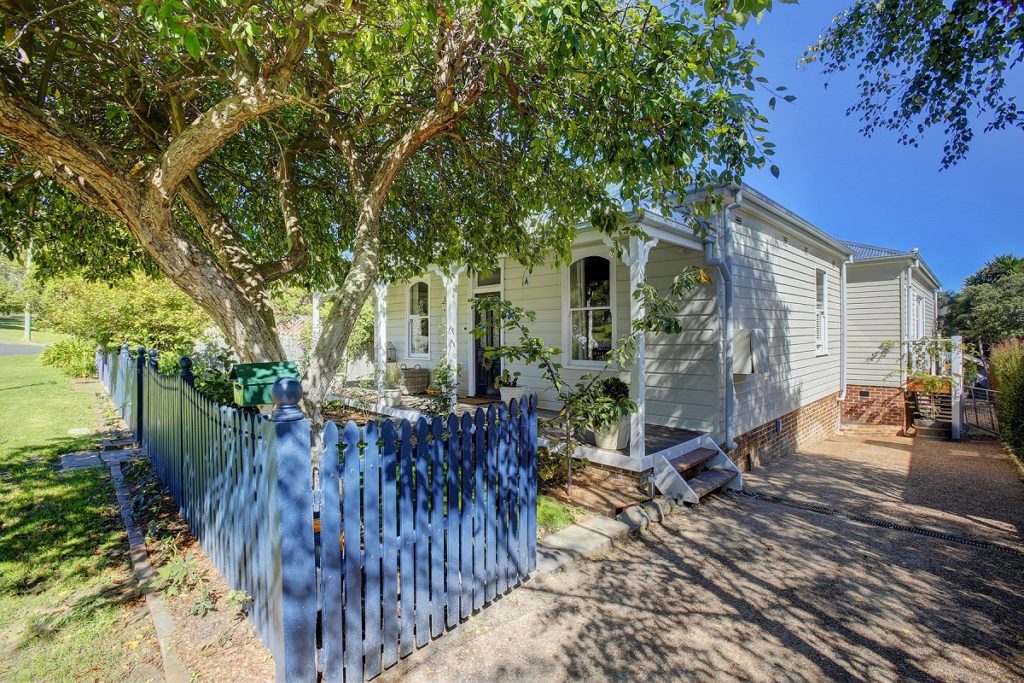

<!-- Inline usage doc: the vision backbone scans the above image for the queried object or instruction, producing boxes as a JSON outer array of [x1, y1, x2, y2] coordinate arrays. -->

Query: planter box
[[906, 378, 951, 393], [499, 386, 528, 404]]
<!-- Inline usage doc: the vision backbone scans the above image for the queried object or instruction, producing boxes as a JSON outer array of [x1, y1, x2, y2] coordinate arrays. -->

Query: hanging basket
[[401, 365, 431, 395]]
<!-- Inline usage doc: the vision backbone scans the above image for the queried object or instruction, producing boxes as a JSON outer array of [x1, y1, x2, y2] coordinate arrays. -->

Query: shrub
[[991, 339, 1024, 456], [41, 338, 96, 378], [38, 273, 211, 353]]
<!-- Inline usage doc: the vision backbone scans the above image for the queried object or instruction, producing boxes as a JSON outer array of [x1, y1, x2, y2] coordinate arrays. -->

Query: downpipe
[[705, 189, 742, 451]]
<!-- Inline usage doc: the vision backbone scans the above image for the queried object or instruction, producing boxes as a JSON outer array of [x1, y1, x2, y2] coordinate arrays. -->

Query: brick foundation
[[840, 385, 906, 426], [730, 392, 841, 471]]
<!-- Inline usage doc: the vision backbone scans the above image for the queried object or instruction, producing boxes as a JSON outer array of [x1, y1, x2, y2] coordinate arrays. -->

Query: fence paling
[[317, 395, 538, 682]]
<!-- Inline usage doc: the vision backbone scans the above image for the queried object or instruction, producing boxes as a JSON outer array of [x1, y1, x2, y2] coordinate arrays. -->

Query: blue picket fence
[[95, 345, 538, 682], [319, 400, 538, 682]]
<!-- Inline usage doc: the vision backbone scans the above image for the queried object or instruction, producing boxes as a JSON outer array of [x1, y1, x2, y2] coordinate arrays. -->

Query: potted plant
[[582, 377, 636, 450], [495, 369, 527, 404], [381, 362, 404, 408]]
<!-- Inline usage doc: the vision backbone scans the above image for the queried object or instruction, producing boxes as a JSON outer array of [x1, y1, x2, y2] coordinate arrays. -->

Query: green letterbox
[[229, 361, 300, 407]]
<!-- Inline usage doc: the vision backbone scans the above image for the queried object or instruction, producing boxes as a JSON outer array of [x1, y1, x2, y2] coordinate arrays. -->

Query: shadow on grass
[[0, 434, 127, 596]]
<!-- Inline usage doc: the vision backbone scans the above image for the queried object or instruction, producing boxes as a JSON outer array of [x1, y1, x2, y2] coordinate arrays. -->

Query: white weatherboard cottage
[[325, 185, 940, 501]]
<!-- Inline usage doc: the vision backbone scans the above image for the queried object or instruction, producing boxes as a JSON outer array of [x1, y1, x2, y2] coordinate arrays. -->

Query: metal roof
[[841, 240, 912, 261]]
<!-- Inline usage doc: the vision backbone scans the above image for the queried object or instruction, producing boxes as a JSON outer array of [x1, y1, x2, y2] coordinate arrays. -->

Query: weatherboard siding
[[846, 261, 903, 388], [728, 209, 843, 437]]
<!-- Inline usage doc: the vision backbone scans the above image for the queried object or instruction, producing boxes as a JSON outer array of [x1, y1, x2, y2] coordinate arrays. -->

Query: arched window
[[408, 281, 430, 357], [567, 256, 612, 362]]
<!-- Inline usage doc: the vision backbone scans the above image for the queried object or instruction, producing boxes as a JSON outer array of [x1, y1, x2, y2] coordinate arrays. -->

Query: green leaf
[[182, 29, 201, 59]]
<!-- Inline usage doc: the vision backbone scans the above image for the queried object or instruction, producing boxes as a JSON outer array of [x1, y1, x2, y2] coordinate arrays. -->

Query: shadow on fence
[[96, 345, 538, 682]]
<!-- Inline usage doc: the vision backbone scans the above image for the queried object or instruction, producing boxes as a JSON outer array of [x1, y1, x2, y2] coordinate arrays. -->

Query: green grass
[[537, 494, 585, 536], [0, 356, 149, 681], [0, 315, 68, 345]]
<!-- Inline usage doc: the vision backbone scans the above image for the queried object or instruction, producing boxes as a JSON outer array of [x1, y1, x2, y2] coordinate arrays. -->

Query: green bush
[[38, 273, 211, 353], [991, 339, 1024, 456], [41, 338, 96, 378]]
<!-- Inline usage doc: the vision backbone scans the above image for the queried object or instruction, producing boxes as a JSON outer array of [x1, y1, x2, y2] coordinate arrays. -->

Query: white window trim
[[407, 278, 431, 359], [921, 292, 929, 339], [561, 248, 617, 369], [815, 269, 829, 356], [473, 262, 504, 294]]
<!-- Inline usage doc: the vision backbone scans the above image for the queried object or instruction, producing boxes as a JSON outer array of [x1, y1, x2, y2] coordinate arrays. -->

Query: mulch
[[543, 466, 650, 518]]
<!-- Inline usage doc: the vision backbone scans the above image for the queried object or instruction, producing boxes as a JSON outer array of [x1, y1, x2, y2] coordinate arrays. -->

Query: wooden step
[[690, 467, 737, 499], [669, 447, 718, 475]]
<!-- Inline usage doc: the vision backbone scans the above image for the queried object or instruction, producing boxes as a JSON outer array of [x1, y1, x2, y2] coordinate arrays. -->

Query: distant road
[[0, 342, 44, 356]]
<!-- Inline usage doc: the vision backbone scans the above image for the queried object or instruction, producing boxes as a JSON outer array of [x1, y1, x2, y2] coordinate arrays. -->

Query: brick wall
[[730, 392, 840, 470], [840, 384, 906, 426]]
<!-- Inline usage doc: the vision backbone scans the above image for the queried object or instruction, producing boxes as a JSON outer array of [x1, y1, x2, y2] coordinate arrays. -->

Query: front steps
[[652, 435, 742, 504]]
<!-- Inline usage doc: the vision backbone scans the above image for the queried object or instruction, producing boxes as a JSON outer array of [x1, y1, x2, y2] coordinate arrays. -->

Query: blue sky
[[739, 1, 1024, 290]]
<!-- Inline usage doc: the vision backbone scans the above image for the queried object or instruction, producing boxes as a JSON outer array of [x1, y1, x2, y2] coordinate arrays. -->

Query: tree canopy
[[1, 0, 785, 413], [945, 254, 1024, 348], [805, 0, 1024, 168]]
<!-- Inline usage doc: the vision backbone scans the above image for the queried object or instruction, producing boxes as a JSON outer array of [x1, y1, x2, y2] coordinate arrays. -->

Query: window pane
[[569, 256, 610, 308], [410, 316, 429, 355], [476, 268, 500, 287], [571, 309, 612, 361], [410, 282, 428, 315]]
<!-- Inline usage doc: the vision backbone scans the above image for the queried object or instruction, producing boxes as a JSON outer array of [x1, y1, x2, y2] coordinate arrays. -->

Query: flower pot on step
[[382, 389, 403, 408], [499, 386, 528, 404], [588, 415, 630, 450]]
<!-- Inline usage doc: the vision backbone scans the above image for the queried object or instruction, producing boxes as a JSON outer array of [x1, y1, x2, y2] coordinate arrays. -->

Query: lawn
[[0, 315, 68, 345], [0, 355, 158, 681], [537, 493, 585, 536]]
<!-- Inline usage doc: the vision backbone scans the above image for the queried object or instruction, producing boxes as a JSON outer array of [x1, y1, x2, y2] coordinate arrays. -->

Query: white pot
[[499, 386, 529, 404], [382, 389, 403, 408], [590, 415, 631, 450]]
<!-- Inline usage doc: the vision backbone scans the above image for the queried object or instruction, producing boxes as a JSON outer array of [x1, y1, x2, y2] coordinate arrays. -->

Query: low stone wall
[[840, 384, 906, 426], [730, 392, 841, 471]]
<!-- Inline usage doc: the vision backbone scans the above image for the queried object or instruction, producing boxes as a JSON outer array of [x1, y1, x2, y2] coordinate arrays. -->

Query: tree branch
[[258, 140, 309, 282]]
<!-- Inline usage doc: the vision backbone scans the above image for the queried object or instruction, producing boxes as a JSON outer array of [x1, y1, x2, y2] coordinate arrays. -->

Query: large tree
[[0, 0, 780, 421], [806, 0, 1024, 168], [945, 254, 1024, 348]]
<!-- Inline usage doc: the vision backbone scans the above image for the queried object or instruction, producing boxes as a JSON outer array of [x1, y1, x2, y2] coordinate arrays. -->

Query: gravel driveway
[[385, 435, 1024, 682]]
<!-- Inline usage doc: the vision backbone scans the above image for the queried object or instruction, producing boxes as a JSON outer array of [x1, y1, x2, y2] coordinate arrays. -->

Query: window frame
[[562, 248, 617, 368], [815, 268, 829, 356], [407, 279, 431, 359]]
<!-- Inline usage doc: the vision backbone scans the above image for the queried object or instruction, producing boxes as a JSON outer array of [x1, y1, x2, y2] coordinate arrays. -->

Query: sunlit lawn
[[0, 315, 68, 345], [0, 356, 152, 681], [537, 494, 585, 536]]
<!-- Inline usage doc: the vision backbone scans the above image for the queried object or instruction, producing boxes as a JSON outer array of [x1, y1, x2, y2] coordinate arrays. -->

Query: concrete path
[[385, 436, 1024, 682], [0, 341, 44, 355]]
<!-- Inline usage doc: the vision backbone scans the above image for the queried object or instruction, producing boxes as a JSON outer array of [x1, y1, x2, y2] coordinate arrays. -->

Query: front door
[[474, 293, 501, 397]]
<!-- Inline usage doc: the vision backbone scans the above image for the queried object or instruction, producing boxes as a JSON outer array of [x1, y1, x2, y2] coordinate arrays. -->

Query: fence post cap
[[96, 344, 103, 352], [148, 348, 159, 366], [120, 342, 130, 352], [178, 356, 193, 370], [271, 377, 304, 421]]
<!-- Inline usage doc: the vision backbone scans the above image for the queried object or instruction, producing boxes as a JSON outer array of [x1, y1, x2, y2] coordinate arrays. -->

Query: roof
[[841, 240, 913, 261]]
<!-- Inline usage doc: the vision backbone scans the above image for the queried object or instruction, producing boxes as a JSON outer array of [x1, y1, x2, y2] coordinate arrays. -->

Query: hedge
[[991, 339, 1024, 457]]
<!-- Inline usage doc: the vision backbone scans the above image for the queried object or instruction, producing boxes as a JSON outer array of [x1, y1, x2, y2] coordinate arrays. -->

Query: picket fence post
[[135, 346, 146, 442], [269, 378, 317, 683]]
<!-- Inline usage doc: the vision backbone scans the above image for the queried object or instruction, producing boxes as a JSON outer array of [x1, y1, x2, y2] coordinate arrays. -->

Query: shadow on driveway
[[385, 437, 1024, 682]]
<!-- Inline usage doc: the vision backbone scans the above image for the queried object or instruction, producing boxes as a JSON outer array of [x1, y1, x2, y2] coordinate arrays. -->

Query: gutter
[[704, 189, 742, 451], [838, 256, 853, 401]]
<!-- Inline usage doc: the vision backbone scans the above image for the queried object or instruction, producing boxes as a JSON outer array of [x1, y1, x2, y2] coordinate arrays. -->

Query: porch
[[327, 388, 706, 474]]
